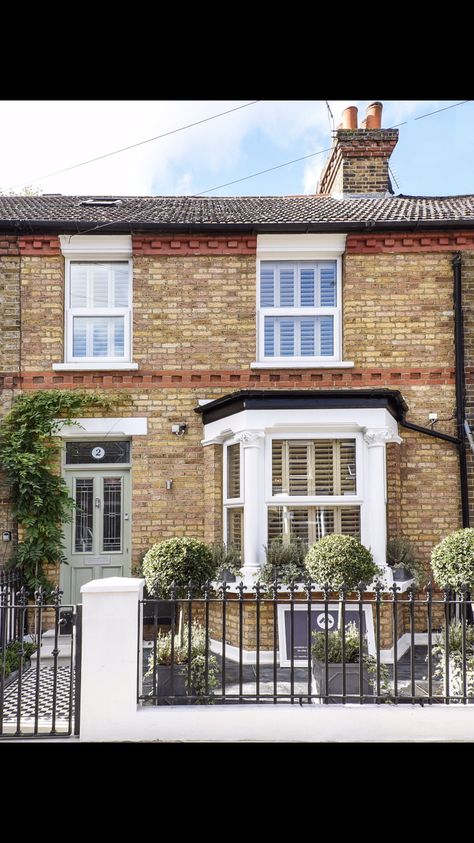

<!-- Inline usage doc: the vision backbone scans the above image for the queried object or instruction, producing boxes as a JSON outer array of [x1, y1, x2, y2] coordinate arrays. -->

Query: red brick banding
[[132, 235, 257, 255], [347, 231, 474, 253]]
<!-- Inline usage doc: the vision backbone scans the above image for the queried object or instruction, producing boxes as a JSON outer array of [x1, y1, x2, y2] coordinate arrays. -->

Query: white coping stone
[[81, 577, 144, 594]]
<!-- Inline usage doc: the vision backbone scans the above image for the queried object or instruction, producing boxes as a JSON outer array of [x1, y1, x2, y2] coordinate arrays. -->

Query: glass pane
[[70, 265, 88, 307], [279, 319, 295, 356], [263, 316, 333, 357], [279, 268, 295, 306], [73, 316, 125, 358], [267, 506, 360, 545], [66, 441, 131, 465], [288, 442, 309, 495], [340, 440, 357, 494], [227, 444, 240, 499], [314, 441, 334, 495], [319, 264, 337, 307], [74, 478, 94, 553], [272, 440, 283, 494], [91, 266, 109, 307], [113, 264, 130, 307], [103, 477, 122, 552], [227, 508, 243, 557], [260, 266, 275, 306], [300, 267, 315, 306]]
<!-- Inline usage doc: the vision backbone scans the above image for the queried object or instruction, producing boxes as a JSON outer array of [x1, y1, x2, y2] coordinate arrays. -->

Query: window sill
[[52, 362, 139, 371], [250, 360, 355, 370]]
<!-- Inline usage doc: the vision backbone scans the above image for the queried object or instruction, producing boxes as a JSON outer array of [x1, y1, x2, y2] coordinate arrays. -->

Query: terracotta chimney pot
[[342, 106, 358, 129], [366, 101, 383, 129]]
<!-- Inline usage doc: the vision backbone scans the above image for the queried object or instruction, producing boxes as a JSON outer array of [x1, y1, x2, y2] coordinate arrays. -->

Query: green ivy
[[0, 390, 115, 592]]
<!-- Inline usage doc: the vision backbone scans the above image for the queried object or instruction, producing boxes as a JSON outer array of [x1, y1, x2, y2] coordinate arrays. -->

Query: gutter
[[3, 219, 474, 235]]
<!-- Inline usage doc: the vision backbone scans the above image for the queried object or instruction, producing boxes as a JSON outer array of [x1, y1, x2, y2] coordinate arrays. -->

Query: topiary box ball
[[304, 534, 381, 590], [431, 528, 474, 590]]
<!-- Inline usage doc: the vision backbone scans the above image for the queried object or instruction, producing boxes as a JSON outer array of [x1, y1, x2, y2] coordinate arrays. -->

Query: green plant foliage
[[142, 537, 218, 597], [386, 537, 427, 586], [312, 622, 362, 663], [145, 621, 219, 702], [0, 640, 36, 677], [304, 534, 381, 589], [0, 389, 114, 591], [208, 542, 242, 580], [431, 528, 474, 590], [259, 538, 308, 587], [432, 620, 474, 698]]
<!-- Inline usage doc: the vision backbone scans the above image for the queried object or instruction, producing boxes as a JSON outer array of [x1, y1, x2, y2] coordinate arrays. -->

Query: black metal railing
[[138, 581, 474, 706], [0, 569, 24, 647], [0, 586, 80, 739]]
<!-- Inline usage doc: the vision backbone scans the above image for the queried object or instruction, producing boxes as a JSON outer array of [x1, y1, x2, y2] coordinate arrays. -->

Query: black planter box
[[312, 659, 372, 703], [391, 566, 413, 582], [153, 664, 194, 705]]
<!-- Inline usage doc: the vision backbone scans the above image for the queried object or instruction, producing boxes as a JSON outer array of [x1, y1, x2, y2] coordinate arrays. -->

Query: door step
[[30, 629, 74, 669]]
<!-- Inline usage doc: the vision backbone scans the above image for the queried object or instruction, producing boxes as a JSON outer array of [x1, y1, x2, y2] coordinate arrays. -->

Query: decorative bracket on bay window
[[362, 428, 403, 447], [234, 430, 265, 448]]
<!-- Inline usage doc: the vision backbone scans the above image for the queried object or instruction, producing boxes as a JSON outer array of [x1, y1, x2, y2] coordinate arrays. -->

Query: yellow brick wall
[[344, 252, 454, 367]]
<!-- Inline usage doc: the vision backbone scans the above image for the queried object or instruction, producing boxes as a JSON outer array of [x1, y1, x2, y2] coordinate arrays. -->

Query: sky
[[0, 99, 472, 198]]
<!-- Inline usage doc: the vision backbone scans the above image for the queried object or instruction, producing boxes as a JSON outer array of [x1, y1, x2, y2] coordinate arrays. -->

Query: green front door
[[60, 469, 131, 605]]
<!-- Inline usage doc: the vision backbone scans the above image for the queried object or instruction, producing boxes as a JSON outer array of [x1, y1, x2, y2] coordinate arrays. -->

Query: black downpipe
[[453, 252, 470, 528]]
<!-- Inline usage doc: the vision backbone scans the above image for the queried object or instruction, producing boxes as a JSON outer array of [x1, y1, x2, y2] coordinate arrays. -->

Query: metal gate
[[0, 578, 82, 740]]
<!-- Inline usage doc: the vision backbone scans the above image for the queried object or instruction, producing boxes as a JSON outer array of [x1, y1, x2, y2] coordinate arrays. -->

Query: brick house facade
[[1, 102, 473, 654]]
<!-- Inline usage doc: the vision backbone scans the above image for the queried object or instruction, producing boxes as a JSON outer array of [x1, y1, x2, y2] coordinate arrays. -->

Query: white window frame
[[257, 257, 342, 365], [65, 259, 133, 364]]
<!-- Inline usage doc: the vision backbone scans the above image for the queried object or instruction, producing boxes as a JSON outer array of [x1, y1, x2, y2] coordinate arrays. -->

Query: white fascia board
[[55, 417, 147, 437], [257, 233, 346, 259], [202, 407, 399, 443], [59, 234, 132, 259]]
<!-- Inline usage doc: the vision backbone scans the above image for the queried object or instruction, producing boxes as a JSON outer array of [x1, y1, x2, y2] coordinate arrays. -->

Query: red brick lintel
[[346, 231, 474, 254], [0, 367, 456, 390]]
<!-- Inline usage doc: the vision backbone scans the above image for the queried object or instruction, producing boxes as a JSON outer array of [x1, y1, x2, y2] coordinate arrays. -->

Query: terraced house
[[1, 101, 474, 657]]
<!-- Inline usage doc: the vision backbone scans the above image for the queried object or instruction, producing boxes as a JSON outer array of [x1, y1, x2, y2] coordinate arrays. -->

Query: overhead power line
[[192, 99, 472, 196], [6, 100, 262, 192]]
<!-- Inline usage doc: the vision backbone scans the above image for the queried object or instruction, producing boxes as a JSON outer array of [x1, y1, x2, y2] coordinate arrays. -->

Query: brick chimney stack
[[317, 102, 398, 196]]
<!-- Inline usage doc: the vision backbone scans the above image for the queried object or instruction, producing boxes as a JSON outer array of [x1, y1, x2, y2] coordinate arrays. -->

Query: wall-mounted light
[[166, 480, 173, 490], [171, 424, 188, 437]]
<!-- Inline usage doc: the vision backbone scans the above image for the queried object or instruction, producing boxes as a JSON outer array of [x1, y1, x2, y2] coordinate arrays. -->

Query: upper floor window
[[258, 261, 340, 362], [67, 261, 131, 362]]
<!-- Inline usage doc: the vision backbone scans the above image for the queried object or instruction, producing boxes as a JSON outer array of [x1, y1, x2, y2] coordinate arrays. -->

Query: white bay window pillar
[[236, 430, 265, 579], [363, 428, 402, 569]]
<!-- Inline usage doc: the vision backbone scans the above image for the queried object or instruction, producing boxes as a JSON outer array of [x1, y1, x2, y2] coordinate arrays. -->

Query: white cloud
[[0, 99, 444, 197]]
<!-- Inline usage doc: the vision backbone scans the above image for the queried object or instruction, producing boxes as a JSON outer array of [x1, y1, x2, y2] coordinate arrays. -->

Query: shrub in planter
[[386, 537, 427, 585], [142, 537, 217, 598], [209, 542, 242, 583], [431, 528, 474, 591], [259, 538, 308, 587], [304, 534, 381, 590], [311, 623, 371, 701], [432, 620, 474, 700], [145, 621, 219, 704], [311, 622, 389, 702], [0, 640, 36, 683]]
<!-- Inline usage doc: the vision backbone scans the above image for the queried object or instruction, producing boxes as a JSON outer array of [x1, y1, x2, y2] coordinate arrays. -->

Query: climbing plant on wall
[[0, 390, 115, 592]]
